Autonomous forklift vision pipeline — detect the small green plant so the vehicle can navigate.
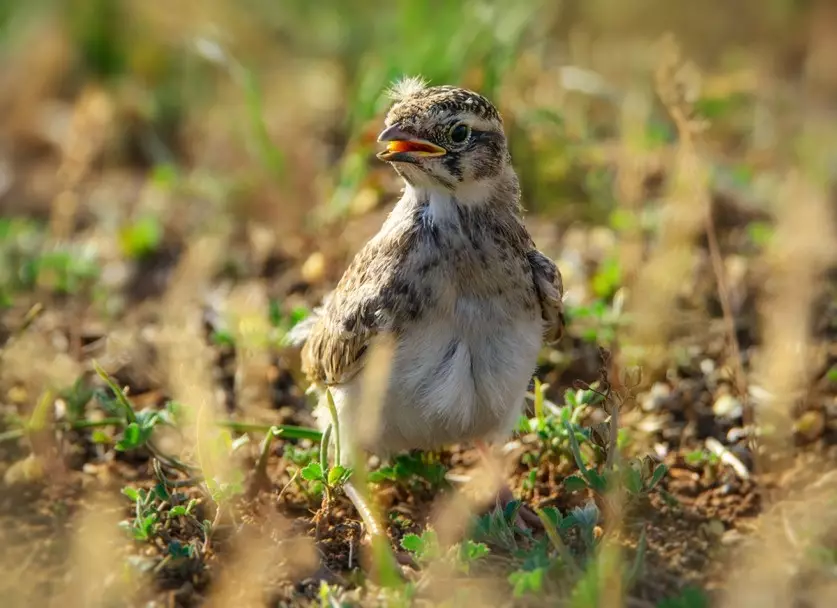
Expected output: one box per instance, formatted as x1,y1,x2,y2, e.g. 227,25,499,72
471,499,528,552
683,449,720,468
521,382,604,469
564,435,668,503
400,528,490,574
0,218,103,304
300,390,352,504
22,247,101,295
119,486,161,541
509,567,546,598
499,503,603,598
368,452,447,490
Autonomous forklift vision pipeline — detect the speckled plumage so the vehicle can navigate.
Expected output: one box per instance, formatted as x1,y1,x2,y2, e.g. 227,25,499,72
291,77,564,462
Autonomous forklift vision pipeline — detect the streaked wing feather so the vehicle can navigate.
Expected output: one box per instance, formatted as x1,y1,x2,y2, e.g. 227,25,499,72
527,249,565,344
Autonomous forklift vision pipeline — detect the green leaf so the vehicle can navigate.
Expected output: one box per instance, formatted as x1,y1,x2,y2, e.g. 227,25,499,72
152,482,170,501
301,461,324,482
210,329,235,347
327,465,347,486
460,539,489,562
647,463,669,490
167,540,194,559
168,506,189,517
502,499,521,523
368,468,394,483
137,513,158,540
563,475,588,492
586,469,608,493
684,450,706,466
115,422,143,451
400,533,423,554
91,429,111,444
509,567,545,598
118,215,163,259
121,487,140,502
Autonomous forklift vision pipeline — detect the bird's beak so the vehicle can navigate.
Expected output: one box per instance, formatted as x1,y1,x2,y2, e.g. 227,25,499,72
376,124,446,162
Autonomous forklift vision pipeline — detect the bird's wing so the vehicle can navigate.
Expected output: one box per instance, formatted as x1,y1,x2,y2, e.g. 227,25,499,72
300,294,376,386
298,239,405,387
527,249,565,344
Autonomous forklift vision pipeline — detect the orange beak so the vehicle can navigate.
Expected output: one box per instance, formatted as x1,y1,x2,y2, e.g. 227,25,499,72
376,124,446,161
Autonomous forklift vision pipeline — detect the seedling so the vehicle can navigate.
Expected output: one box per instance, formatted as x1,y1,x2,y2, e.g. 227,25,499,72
368,452,447,491
302,390,353,506
119,486,161,542
400,528,490,574
564,425,668,502
521,382,604,470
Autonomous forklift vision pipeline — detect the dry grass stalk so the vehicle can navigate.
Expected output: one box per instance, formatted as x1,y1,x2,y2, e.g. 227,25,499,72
155,234,235,507
49,85,114,241
226,281,274,420
751,167,836,474
55,493,135,608
204,511,318,608
621,34,709,376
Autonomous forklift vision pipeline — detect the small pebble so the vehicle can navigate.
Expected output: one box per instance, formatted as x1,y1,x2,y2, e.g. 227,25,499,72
726,427,748,443
301,252,326,283
642,382,671,412
713,393,743,419
794,410,825,442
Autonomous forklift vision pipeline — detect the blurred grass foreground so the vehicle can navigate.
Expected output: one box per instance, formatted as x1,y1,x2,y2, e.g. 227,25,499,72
1,1,837,607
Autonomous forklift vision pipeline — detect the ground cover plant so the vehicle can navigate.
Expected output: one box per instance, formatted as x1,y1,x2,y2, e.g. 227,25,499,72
1,1,836,606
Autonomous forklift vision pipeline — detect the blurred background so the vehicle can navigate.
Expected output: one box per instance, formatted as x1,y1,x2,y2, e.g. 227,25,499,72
1,1,836,607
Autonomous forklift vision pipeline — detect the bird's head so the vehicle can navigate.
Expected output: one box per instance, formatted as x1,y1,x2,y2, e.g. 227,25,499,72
376,76,516,204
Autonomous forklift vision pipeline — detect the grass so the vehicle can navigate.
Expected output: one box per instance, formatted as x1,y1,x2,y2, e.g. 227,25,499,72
1,1,836,607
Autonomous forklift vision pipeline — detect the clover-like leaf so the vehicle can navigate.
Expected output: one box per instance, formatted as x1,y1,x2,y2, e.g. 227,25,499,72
301,461,324,482
509,567,545,598
400,533,423,554
460,539,489,562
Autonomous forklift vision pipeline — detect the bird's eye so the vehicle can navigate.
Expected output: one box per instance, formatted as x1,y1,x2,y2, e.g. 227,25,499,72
449,123,471,144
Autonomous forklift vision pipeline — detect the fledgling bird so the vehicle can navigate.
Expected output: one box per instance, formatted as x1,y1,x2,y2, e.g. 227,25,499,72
290,76,565,534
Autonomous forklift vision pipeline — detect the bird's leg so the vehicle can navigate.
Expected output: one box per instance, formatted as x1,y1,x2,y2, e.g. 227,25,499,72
475,440,543,531
343,480,387,539
343,479,417,571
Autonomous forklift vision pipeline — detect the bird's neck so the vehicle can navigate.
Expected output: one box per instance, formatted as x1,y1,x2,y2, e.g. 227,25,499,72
399,166,521,224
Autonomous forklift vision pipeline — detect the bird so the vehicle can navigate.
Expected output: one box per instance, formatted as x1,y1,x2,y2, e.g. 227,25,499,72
289,75,565,541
